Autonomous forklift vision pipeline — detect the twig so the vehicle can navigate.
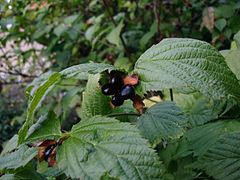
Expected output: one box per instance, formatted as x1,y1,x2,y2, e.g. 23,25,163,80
170,89,173,101
102,0,132,61
0,69,37,78
107,112,141,117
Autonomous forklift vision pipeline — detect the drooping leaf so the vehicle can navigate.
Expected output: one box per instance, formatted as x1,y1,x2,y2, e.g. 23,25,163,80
26,111,62,142
197,132,240,180
18,73,62,144
134,38,240,103
137,101,186,143
60,63,114,79
0,145,37,170
186,120,240,156
81,74,112,119
57,116,164,179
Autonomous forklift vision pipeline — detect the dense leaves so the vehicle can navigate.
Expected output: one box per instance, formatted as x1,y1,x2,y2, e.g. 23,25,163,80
57,116,163,179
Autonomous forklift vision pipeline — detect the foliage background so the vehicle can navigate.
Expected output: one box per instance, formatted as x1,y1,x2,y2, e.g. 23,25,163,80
0,0,240,160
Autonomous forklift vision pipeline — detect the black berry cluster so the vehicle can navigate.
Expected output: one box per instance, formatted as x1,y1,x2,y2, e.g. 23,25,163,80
101,70,135,106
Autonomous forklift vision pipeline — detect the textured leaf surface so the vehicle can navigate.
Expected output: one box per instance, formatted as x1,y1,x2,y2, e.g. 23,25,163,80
81,74,112,119
18,72,61,144
0,145,37,170
137,101,186,143
134,38,240,101
198,132,240,180
186,120,240,156
61,63,114,79
26,111,62,142
57,116,163,179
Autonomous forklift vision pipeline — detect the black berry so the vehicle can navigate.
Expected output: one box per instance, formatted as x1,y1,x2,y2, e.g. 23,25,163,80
44,145,56,161
111,95,124,106
101,84,115,95
109,70,125,89
120,85,135,100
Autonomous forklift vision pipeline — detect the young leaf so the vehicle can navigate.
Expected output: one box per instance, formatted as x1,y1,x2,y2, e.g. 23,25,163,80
134,38,240,102
137,101,186,143
26,111,62,142
60,63,114,79
0,145,37,170
197,132,240,180
57,116,164,179
81,74,112,119
18,72,62,144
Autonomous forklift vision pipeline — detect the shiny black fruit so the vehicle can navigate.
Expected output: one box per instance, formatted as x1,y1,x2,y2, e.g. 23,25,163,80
44,145,56,161
111,95,124,106
101,84,115,95
120,85,135,100
109,70,125,89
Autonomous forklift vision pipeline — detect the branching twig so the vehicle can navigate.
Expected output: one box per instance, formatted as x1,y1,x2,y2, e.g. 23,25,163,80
0,69,37,78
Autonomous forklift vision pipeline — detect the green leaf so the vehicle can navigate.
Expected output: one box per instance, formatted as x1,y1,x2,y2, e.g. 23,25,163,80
63,14,79,25
137,101,186,143
197,132,240,180
60,63,114,79
215,18,227,31
26,111,62,142
186,120,240,156
0,145,37,170
134,38,240,102
57,116,163,179
54,24,67,37
106,21,124,47
222,50,240,80
81,74,112,119
18,73,62,145
0,163,43,180
1,135,18,155
234,30,240,48
165,92,221,127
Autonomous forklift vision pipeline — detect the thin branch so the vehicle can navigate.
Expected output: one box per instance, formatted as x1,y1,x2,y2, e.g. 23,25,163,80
107,112,141,117
0,69,37,78
102,0,132,61
170,89,173,101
